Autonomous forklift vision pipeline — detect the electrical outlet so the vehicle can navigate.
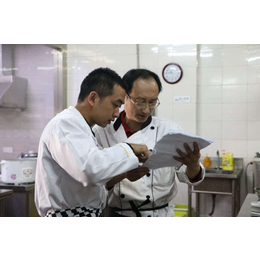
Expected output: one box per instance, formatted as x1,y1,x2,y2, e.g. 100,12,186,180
3,147,13,153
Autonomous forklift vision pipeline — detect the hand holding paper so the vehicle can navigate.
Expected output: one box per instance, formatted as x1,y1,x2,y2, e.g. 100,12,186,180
142,131,213,170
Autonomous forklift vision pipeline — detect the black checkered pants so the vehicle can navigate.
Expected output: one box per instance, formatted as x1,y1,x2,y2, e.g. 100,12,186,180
46,206,102,217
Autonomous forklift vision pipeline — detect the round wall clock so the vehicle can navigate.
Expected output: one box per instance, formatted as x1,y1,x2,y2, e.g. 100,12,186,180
162,63,183,84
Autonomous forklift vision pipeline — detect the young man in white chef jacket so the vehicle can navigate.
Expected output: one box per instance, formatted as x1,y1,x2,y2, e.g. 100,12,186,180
93,69,205,217
35,68,151,217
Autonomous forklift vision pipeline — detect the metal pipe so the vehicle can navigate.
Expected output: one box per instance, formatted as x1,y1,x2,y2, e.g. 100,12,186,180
209,194,216,216
192,190,232,196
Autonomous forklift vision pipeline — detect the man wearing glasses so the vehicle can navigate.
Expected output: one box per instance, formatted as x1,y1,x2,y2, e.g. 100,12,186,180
93,69,205,217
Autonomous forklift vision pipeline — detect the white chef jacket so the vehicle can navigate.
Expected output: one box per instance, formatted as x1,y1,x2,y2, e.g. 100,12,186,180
35,106,139,217
93,112,205,217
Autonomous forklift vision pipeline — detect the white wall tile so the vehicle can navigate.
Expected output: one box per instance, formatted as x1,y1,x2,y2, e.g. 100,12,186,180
247,45,260,65
247,84,260,102
78,44,97,57
200,44,223,50
97,44,118,56
139,53,158,73
171,48,197,67
199,49,222,67
117,54,137,73
171,44,196,50
65,74,78,89
197,86,222,104
78,56,98,73
222,85,247,103
248,65,260,84
223,66,247,85
223,44,247,49
102,55,119,71
222,103,247,121
197,104,222,121
158,52,173,68
66,57,78,74
247,122,260,140
172,103,196,123
67,88,79,107
197,121,222,140
139,44,158,54
117,44,136,55
222,121,247,140
222,47,248,67
197,67,222,86
177,121,196,134
247,103,260,121
158,44,175,52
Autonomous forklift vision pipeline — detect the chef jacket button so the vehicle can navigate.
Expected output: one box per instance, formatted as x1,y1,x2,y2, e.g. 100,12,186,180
146,195,150,199
146,173,151,177
148,215,151,217
120,194,125,199
150,126,155,130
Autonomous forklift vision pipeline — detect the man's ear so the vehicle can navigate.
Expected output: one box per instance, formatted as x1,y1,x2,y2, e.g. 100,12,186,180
87,91,99,107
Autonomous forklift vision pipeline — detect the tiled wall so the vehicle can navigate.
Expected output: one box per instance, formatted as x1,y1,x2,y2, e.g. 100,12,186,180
197,44,260,216
0,44,56,160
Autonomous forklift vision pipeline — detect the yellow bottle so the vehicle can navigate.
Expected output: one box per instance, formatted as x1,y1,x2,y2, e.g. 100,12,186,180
222,151,234,171
203,154,212,168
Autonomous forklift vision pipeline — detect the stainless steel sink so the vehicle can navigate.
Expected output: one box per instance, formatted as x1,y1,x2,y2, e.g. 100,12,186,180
205,169,234,174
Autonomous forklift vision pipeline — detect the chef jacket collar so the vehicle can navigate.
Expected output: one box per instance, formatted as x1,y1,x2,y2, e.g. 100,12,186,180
113,110,152,132
84,118,95,137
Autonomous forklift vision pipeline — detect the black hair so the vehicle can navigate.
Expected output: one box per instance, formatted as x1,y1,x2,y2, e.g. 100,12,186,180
78,67,127,102
122,69,162,94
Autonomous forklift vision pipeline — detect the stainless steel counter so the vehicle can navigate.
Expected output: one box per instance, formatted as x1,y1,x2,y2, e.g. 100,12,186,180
237,193,258,217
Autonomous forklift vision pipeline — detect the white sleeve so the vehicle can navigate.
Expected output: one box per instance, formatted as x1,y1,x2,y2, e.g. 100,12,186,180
46,121,139,187
176,163,205,186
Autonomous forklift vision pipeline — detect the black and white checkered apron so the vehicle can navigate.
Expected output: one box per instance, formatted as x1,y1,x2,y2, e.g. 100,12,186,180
46,206,102,217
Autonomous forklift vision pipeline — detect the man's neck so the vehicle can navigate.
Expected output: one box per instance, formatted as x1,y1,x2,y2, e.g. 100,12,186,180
75,103,94,127
124,114,143,132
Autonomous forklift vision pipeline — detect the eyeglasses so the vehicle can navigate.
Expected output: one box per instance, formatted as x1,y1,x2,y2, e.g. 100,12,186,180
126,94,160,109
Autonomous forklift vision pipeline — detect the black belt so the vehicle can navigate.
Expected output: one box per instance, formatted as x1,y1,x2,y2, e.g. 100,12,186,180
110,203,169,217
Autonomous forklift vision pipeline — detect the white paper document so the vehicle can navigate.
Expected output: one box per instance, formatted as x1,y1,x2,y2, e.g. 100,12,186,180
142,131,213,170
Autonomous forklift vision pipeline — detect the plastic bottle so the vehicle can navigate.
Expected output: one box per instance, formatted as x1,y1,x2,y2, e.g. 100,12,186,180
222,150,234,171
203,154,212,168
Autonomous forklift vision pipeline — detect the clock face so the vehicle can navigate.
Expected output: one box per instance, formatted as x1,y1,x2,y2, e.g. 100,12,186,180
162,63,183,84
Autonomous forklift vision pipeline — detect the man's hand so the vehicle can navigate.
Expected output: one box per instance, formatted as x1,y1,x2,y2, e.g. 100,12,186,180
173,142,201,179
126,167,150,182
129,143,151,162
